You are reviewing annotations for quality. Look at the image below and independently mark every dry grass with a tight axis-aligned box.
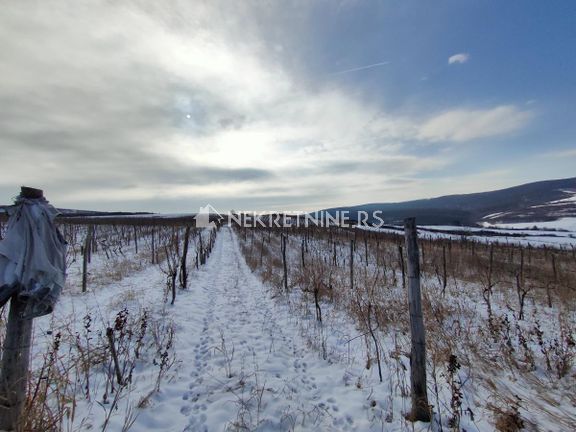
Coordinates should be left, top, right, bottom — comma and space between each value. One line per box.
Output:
13, 305, 176, 432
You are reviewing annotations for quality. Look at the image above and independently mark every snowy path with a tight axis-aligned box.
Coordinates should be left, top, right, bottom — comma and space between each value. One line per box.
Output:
136, 226, 384, 432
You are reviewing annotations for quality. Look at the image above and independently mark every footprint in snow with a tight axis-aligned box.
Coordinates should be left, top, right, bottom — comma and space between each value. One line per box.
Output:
185, 413, 207, 432
180, 405, 192, 416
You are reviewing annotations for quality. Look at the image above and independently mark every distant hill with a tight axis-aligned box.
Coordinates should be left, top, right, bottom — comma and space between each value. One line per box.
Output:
2, 177, 575, 227
0, 206, 152, 218
322, 177, 576, 226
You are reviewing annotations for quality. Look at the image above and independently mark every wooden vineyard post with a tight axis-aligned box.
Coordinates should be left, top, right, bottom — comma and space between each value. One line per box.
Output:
179, 226, 191, 289
333, 240, 337, 267
281, 234, 288, 292
398, 244, 406, 288
350, 239, 354, 290
442, 244, 447, 296
199, 232, 205, 265
0, 294, 33, 430
404, 217, 430, 422
82, 224, 93, 293
548, 253, 557, 308
364, 235, 368, 267
0, 186, 66, 430
151, 228, 156, 265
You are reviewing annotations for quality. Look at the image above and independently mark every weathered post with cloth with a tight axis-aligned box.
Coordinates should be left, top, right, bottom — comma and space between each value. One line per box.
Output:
0, 187, 67, 430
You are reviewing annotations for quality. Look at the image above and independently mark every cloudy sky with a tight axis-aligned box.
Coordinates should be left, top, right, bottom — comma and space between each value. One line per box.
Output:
1, 0, 575, 212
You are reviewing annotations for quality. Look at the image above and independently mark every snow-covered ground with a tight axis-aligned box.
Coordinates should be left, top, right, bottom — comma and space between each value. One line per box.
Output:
243, 227, 576, 432
4, 223, 574, 431
361, 220, 576, 249
27, 226, 181, 431
18, 226, 425, 431
419, 224, 576, 248
485, 216, 576, 232
131, 226, 411, 431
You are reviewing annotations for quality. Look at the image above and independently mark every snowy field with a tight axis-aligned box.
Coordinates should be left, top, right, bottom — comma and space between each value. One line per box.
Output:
238, 225, 576, 431
362, 217, 576, 249
9, 225, 426, 431
1, 221, 575, 431
487, 216, 576, 232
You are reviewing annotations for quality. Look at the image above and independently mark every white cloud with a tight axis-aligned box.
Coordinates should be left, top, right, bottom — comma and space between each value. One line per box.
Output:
0, 0, 420, 210
448, 53, 470, 64
417, 105, 532, 143
0, 2, 532, 211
